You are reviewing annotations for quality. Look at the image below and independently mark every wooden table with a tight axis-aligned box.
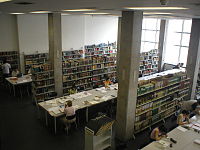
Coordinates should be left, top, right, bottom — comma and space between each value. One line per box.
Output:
6, 75, 32, 97
142, 115, 200, 150
38, 84, 118, 134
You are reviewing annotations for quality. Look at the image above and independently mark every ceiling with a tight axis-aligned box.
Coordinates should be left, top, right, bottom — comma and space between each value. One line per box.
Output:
0, 0, 200, 18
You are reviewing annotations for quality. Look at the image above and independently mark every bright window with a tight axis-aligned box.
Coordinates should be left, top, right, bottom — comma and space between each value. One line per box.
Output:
164, 19, 192, 67
141, 18, 161, 52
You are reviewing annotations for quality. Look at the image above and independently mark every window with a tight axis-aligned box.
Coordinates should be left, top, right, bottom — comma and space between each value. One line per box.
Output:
141, 18, 161, 52
164, 19, 192, 67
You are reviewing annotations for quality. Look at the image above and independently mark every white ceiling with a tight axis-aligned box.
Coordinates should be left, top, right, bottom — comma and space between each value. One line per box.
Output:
0, 0, 200, 18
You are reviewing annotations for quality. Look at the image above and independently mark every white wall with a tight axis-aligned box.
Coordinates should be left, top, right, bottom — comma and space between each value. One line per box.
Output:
0, 14, 19, 51
17, 14, 49, 54
62, 15, 85, 51
17, 14, 49, 72
85, 16, 118, 45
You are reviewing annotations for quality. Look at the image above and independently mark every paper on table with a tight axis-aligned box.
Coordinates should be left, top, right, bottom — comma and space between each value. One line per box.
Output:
47, 107, 59, 112
194, 139, 200, 145
158, 140, 170, 147
177, 126, 188, 132
89, 101, 99, 105
59, 108, 64, 112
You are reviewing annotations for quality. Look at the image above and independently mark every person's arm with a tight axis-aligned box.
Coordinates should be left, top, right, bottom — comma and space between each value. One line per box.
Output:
154, 129, 162, 141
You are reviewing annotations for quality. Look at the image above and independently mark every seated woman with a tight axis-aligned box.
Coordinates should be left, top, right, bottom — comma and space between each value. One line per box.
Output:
61, 100, 76, 130
103, 77, 113, 88
177, 110, 190, 125
150, 125, 167, 141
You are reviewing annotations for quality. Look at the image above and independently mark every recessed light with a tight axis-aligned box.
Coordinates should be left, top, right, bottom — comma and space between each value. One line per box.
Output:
10, 12, 25, 15
83, 12, 110, 15
0, 0, 12, 3
124, 7, 189, 10
62, 9, 96, 12
30, 11, 51, 14
144, 12, 172, 15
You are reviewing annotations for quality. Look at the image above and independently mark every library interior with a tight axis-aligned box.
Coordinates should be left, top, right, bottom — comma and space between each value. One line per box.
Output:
1, 0, 200, 150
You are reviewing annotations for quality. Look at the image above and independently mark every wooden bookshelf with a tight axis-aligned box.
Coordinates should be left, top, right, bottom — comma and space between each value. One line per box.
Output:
32, 63, 56, 103
0, 51, 19, 83
24, 53, 48, 74
134, 71, 190, 133
62, 42, 117, 95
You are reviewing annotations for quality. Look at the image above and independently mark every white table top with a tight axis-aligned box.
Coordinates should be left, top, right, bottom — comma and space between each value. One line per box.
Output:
38, 84, 118, 117
142, 115, 200, 150
6, 75, 32, 85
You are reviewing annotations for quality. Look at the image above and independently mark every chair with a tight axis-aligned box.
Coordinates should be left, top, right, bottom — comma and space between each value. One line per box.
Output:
61, 115, 77, 135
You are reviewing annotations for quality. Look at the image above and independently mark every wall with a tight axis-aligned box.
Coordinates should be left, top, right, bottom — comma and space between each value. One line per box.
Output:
85, 15, 118, 45
17, 14, 49, 72
0, 14, 19, 51
62, 15, 85, 51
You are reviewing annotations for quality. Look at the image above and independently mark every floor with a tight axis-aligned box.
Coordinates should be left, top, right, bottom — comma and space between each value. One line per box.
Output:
0, 85, 178, 150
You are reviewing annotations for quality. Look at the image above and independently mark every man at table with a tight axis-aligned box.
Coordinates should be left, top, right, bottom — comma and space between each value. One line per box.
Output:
150, 125, 168, 141
2, 59, 11, 78
61, 100, 76, 131
103, 77, 112, 88
177, 110, 190, 125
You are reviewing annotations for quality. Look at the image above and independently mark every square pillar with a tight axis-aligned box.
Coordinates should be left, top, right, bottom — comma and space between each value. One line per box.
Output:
48, 13, 63, 96
116, 11, 143, 141
186, 19, 200, 99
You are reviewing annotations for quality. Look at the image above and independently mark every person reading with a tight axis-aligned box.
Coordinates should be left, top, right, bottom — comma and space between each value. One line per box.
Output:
61, 100, 76, 131
177, 110, 190, 125
103, 77, 112, 88
11, 67, 20, 77
150, 125, 167, 141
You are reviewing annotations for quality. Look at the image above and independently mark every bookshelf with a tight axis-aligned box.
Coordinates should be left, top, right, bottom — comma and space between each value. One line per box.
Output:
62, 42, 117, 95
24, 53, 48, 74
0, 51, 19, 83
139, 49, 159, 77
32, 63, 57, 103
134, 70, 190, 133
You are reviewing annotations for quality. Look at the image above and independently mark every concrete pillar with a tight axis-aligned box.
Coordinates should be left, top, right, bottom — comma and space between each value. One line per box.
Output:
48, 13, 63, 96
158, 19, 168, 72
186, 19, 200, 99
116, 17, 121, 78
116, 11, 143, 141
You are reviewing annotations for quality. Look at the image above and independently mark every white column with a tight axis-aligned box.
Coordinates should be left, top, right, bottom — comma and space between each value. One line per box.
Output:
116, 11, 143, 141
48, 13, 63, 96
186, 19, 200, 99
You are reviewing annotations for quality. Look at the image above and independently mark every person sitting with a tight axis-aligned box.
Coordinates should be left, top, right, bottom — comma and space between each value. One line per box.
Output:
103, 77, 112, 88
177, 110, 190, 125
11, 67, 20, 77
61, 100, 76, 131
68, 82, 77, 95
150, 125, 168, 141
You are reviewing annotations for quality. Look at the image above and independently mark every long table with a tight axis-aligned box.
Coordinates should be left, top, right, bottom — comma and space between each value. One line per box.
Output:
6, 75, 32, 97
142, 115, 200, 150
38, 84, 118, 134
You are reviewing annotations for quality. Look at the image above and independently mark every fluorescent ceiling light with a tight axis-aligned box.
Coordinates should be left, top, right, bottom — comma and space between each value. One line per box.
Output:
10, 13, 25, 15
124, 7, 188, 10
30, 11, 51, 14
0, 0, 12, 3
144, 12, 172, 15
83, 12, 110, 15
63, 9, 96, 12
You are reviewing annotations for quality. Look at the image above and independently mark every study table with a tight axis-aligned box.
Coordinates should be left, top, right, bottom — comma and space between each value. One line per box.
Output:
38, 84, 118, 134
142, 115, 200, 150
6, 75, 32, 97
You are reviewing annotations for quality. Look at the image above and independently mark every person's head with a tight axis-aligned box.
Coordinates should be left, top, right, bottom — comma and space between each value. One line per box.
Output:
67, 100, 72, 107
158, 125, 167, 134
105, 77, 110, 81
182, 110, 189, 117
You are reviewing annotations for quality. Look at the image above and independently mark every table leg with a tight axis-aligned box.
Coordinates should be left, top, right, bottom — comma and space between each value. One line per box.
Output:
86, 107, 88, 122
54, 117, 57, 135
13, 85, 16, 96
45, 111, 48, 126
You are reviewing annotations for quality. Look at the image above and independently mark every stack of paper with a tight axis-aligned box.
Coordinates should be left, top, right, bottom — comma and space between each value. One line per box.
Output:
47, 107, 61, 114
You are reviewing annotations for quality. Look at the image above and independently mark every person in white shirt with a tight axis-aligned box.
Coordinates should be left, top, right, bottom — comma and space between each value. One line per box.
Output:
61, 100, 76, 131
2, 60, 11, 77
11, 67, 19, 77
